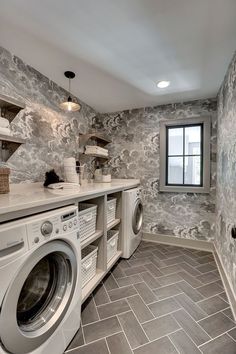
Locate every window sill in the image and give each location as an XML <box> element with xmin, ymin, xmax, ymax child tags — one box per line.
<box><xmin>159</xmin><ymin>185</ymin><xmax>210</xmax><ymax>194</ymax></box>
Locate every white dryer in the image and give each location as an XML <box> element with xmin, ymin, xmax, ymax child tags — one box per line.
<box><xmin>122</xmin><ymin>187</ymin><xmax>143</xmax><ymax>259</ymax></box>
<box><xmin>0</xmin><ymin>205</ymin><xmax>81</xmax><ymax>354</ymax></box>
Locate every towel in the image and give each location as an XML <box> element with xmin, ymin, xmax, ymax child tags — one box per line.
<box><xmin>0</xmin><ymin>127</ymin><xmax>11</xmax><ymax>135</ymax></box>
<box><xmin>0</xmin><ymin>117</ymin><xmax>10</xmax><ymax>128</ymax></box>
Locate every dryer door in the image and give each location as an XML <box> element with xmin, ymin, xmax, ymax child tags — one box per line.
<box><xmin>132</xmin><ymin>199</ymin><xmax>143</xmax><ymax>235</ymax></box>
<box><xmin>0</xmin><ymin>240</ymin><xmax>77</xmax><ymax>354</ymax></box>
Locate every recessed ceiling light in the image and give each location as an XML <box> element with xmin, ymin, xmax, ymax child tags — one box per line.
<box><xmin>157</xmin><ymin>80</ymin><xmax>170</xmax><ymax>89</ymax></box>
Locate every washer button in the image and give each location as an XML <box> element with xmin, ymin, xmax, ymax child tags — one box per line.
<box><xmin>69</xmin><ymin>222</ymin><xmax>73</xmax><ymax>228</ymax></box>
<box><xmin>63</xmin><ymin>225</ymin><xmax>67</xmax><ymax>231</ymax></box>
<box><xmin>34</xmin><ymin>237</ymin><xmax>39</xmax><ymax>244</ymax></box>
<box><xmin>74</xmin><ymin>219</ymin><xmax>77</xmax><ymax>225</ymax></box>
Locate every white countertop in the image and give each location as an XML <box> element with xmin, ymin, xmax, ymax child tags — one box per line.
<box><xmin>0</xmin><ymin>179</ymin><xmax>140</xmax><ymax>219</ymax></box>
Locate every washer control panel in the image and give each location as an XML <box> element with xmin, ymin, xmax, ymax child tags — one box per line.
<box><xmin>27</xmin><ymin>206</ymin><xmax>79</xmax><ymax>248</ymax></box>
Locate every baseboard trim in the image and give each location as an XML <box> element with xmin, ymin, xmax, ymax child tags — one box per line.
<box><xmin>142</xmin><ymin>232</ymin><xmax>214</xmax><ymax>251</ymax></box>
<box><xmin>213</xmin><ymin>245</ymin><xmax>236</xmax><ymax>321</ymax></box>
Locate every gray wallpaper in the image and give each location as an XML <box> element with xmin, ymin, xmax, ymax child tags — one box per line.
<box><xmin>0</xmin><ymin>46</ymin><xmax>96</xmax><ymax>183</ymax></box>
<box><xmin>216</xmin><ymin>51</ymin><xmax>236</xmax><ymax>295</ymax></box>
<box><xmin>93</xmin><ymin>99</ymin><xmax>217</xmax><ymax>241</ymax></box>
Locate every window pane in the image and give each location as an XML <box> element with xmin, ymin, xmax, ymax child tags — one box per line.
<box><xmin>168</xmin><ymin>128</ymin><xmax>183</xmax><ymax>156</ymax></box>
<box><xmin>168</xmin><ymin>157</ymin><xmax>183</xmax><ymax>184</ymax></box>
<box><xmin>185</xmin><ymin>126</ymin><xmax>201</xmax><ymax>155</ymax></box>
<box><xmin>184</xmin><ymin>156</ymin><xmax>201</xmax><ymax>185</ymax></box>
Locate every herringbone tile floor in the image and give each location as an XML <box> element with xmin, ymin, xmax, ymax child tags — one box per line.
<box><xmin>66</xmin><ymin>242</ymin><xmax>236</xmax><ymax>354</ymax></box>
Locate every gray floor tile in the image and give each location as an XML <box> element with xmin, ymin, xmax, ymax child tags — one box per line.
<box><xmin>81</xmin><ymin>297</ymin><xmax>99</xmax><ymax>325</ymax></box>
<box><xmin>103</xmin><ymin>272</ymin><xmax>119</xmax><ymax>291</ymax></box>
<box><xmin>198</xmin><ymin>295</ymin><xmax>229</xmax><ymax>315</ymax></box>
<box><xmin>134</xmin><ymin>250</ymin><xmax>153</xmax><ymax>259</ymax></box>
<box><xmin>196</xmin><ymin>263</ymin><xmax>216</xmax><ymax>273</ymax></box>
<box><xmin>152</xmin><ymin>249</ymin><xmax>167</xmax><ymax>260</ymax></box>
<box><xmin>174</xmin><ymin>293</ymin><xmax>207</xmax><ymax>320</ymax></box>
<box><xmin>68</xmin><ymin>339</ymin><xmax>109</xmax><ymax>354</ymax></box>
<box><xmin>128</xmin><ymin>257</ymin><xmax>152</xmax><ymax>267</ymax></box>
<box><xmin>116</xmin><ymin>274</ymin><xmax>142</xmax><ymax>287</ymax></box>
<box><xmin>197</xmin><ymin>281</ymin><xmax>223</xmax><ymax>298</ymax></box>
<box><xmin>66</xmin><ymin>327</ymin><xmax>84</xmax><ymax>351</ymax></box>
<box><xmin>172</xmin><ymin>309</ymin><xmax>210</xmax><ymax>346</ymax></box>
<box><xmin>144</xmin><ymin>263</ymin><xmax>163</xmax><ymax>277</ymax></box>
<box><xmin>196</xmin><ymin>271</ymin><xmax>220</xmax><ymax>284</ymax></box>
<box><xmin>142</xmin><ymin>314</ymin><xmax>180</xmax><ymax>341</ymax></box>
<box><xmin>153</xmin><ymin>283</ymin><xmax>183</xmax><ymax>300</ymax></box>
<box><xmin>223</xmin><ymin>307</ymin><xmax>236</xmax><ymax>322</ymax></box>
<box><xmin>140</xmin><ymin>271</ymin><xmax>161</xmax><ymax>289</ymax></box>
<box><xmin>163</xmin><ymin>256</ymin><xmax>184</xmax><ymax>266</ymax></box>
<box><xmin>148</xmin><ymin>297</ymin><xmax>181</xmax><ymax>317</ymax></box>
<box><xmin>97</xmin><ymin>299</ymin><xmax>130</xmax><ymax>319</ymax></box>
<box><xmin>200</xmin><ymin>334</ymin><xmax>236</xmax><ymax>354</ymax></box>
<box><xmin>108</xmin><ymin>285</ymin><xmax>137</xmax><ymax>301</ymax></box>
<box><xmin>124</xmin><ymin>265</ymin><xmax>147</xmax><ymax>276</ymax></box>
<box><xmin>182</xmin><ymin>255</ymin><xmax>200</xmax><ymax>267</ymax></box>
<box><xmin>198</xmin><ymin>312</ymin><xmax>235</xmax><ymax>338</ymax></box>
<box><xmin>118</xmin><ymin>311</ymin><xmax>149</xmax><ymax>349</ymax></box>
<box><xmin>219</xmin><ymin>291</ymin><xmax>229</xmax><ymax>303</ymax></box>
<box><xmin>148</xmin><ymin>256</ymin><xmax>166</xmax><ymax>268</ymax></box>
<box><xmin>178</xmin><ymin>271</ymin><xmax>203</xmax><ymax>288</ymax></box>
<box><xmin>112</xmin><ymin>263</ymin><xmax>126</xmax><ymax>279</ymax></box>
<box><xmin>156</xmin><ymin>273</ymin><xmax>183</xmax><ymax>286</ymax></box>
<box><xmin>127</xmin><ymin>295</ymin><xmax>154</xmax><ymax>323</ymax></box>
<box><xmin>93</xmin><ymin>283</ymin><xmax>110</xmax><ymax>306</ymax></box>
<box><xmin>133</xmin><ymin>336</ymin><xmax>178</xmax><ymax>354</ymax></box>
<box><xmin>106</xmin><ymin>332</ymin><xmax>132</xmax><ymax>354</ymax></box>
<box><xmin>133</xmin><ymin>282</ymin><xmax>157</xmax><ymax>304</ymax></box>
<box><xmin>195</xmin><ymin>255</ymin><xmax>214</xmax><ymax>265</ymax></box>
<box><xmin>83</xmin><ymin>316</ymin><xmax>121</xmax><ymax>343</ymax></box>
<box><xmin>179</xmin><ymin>262</ymin><xmax>201</xmax><ymax>276</ymax></box>
<box><xmin>169</xmin><ymin>329</ymin><xmax>202</xmax><ymax>354</ymax></box>
<box><xmin>228</xmin><ymin>327</ymin><xmax>236</xmax><ymax>341</ymax></box>
<box><xmin>177</xmin><ymin>281</ymin><xmax>203</xmax><ymax>302</ymax></box>
<box><xmin>159</xmin><ymin>264</ymin><xmax>183</xmax><ymax>275</ymax></box>
<box><xmin>118</xmin><ymin>259</ymin><xmax>131</xmax><ymax>269</ymax></box>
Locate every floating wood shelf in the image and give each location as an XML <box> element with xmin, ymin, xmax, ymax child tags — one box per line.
<box><xmin>79</xmin><ymin>152</ymin><xmax>109</xmax><ymax>161</ymax></box>
<box><xmin>0</xmin><ymin>93</ymin><xmax>25</xmax><ymax>122</ymax></box>
<box><xmin>0</xmin><ymin>134</ymin><xmax>26</xmax><ymax>162</ymax></box>
<box><xmin>79</xmin><ymin>133</ymin><xmax>111</xmax><ymax>147</ymax></box>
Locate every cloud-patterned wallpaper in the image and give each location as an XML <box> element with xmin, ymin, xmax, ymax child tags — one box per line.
<box><xmin>216</xmin><ymin>51</ymin><xmax>236</xmax><ymax>295</ymax></box>
<box><xmin>93</xmin><ymin>99</ymin><xmax>217</xmax><ymax>241</ymax></box>
<box><xmin>0</xmin><ymin>46</ymin><xmax>96</xmax><ymax>183</ymax></box>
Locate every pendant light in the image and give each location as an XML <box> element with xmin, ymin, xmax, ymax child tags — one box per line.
<box><xmin>60</xmin><ymin>71</ymin><xmax>81</xmax><ymax>112</ymax></box>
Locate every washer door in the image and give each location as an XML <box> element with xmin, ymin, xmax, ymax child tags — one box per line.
<box><xmin>0</xmin><ymin>240</ymin><xmax>77</xmax><ymax>354</ymax></box>
<box><xmin>132</xmin><ymin>199</ymin><xmax>143</xmax><ymax>235</ymax></box>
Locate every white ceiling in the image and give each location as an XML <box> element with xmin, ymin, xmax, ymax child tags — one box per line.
<box><xmin>0</xmin><ymin>0</ymin><xmax>236</xmax><ymax>113</ymax></box>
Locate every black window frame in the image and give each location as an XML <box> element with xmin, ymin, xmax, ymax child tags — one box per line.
<box><xmin>165</xmin><ymin>123</ymin><xmax>204</xmax><ymax>187</ymax></box>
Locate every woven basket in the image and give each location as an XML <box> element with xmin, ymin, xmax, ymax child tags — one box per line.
<box><xmin>0</xmin><ymin>168</ymin><xmax>10</xmax><ymax>194</ymax></box>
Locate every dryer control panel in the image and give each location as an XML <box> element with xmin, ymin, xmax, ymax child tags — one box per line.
<box><xmin>27</xmin><ymin>206</ymin><xmax>79</xmax><ymax>249</ymax></box>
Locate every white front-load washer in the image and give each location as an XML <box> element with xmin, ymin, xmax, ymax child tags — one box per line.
<box><xmin>122</xmin><ymin>187</ymin><xmax>143</xmax><ymax>259</ymax></box>
<box><xmin>0</xmin><ymin>205</ymin><xmax>81</xmax><ymax>354</ymax></box>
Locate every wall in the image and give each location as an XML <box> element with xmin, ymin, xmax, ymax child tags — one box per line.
<box><xmin>216</xmin><ymin>51</ymin><xmax>236</xmax><ymax>295</ymax></box>
<box><xmin>0</xmin><ymin>46</ymin><xmax>96</xmax><ymax>183</ymax></box>
<box><xmin>93</xmin><ymin>99</ymin><xmax>217</xmax><ymax>241</ymax></box>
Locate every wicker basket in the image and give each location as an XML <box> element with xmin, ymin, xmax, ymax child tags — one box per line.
<box><xmin>81</xmin><ymin>245</ymin><xmax>98</xmax><ymax>287</ymax></box>
<box><xmin>107</xmin><ymin>230</ymin><xmax>119</xmax><ymax>262</ymax></box>
<box><xmin>0</xmin><ymin>168</ymin><xmax>10</xmax><ymax>194</ymax></box>
<box><xmin>78</xmin><ymin>203</ymin><xmax>97</xmax><ymax>242</ymax></box>
<box><xmin>107</xmin><ymin>197</ymin><xmax>117</xmax><ymax>224</ymax></box>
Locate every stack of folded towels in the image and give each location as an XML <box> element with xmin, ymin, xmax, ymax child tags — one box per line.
<box><xmin>0</xmin><ymin>117</ymin><xmax>11</xmax><ymax>135</ymax></box>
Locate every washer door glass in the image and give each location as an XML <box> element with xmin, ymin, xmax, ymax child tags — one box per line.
<box><xmin>17</xmin><ymin>252</ymin><xmax>70</xmax><ymax>332</ymax></box>
<box><xmin>132</xmin><ymin>199</ymin><xmax>143</xmax><ymax>235</ymax></box>
<box><xmin>0</xmin><ymin>240</ymin><xmax>77</xmax><ymax>354</ymax></box>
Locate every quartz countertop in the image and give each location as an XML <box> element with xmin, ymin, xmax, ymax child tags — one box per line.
<box><xmin>0</xmin><ymin>179</ymin><xmax>140</xmax><ymax>220</ymax></box>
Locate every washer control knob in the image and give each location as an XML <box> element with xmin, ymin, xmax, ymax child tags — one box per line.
<box><xmin>74</xmin><ymin>219</ymin><xmax>77</xmax><ymax>225</ymax></box>
<box><xmin>41</xmin><ymin>221</ymin><xmax>53</xmax><ymax>236</ymax></box>
<box><xmin>63</xmin><ymin>225</ymin><xmax>67</xmax><ymax>231</ymax></box>
<box><xmin>69</xmin><ymin>222</ymin><xmax>73</xmax><ymax>228</ymax></box>
<box><xmin>34</xmin><ymin>237</ymin><xmax>40</xmax><ymax>244</ymax></box>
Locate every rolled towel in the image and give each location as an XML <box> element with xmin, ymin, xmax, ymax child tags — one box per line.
<box><xmin>0</xmin><ymin>127</ymin><xmax>11</xmax><ymax>135</ymax></box>
<box><xmin>0</xmin><ymin>117</ymin><xmax>10</xmax><ymax>128</ymax></box>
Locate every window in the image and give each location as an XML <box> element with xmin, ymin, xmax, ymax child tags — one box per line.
<box><xmin>160</xmin><ymin>117</ymin><xmax>211</xmax><ymax>193</ymax></box>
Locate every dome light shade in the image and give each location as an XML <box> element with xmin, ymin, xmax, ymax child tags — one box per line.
<box><xmin>157</xmin><ymin>80</ymin><xmax>170</xmax><ymax>88</ymax></box>
<box><xmin>60</xmin><ymin>71</ymin><xmax>81</xmax><ymax>112</ymax></box>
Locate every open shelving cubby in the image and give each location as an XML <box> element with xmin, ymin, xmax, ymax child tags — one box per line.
<box><xmin>0</xmin><ymin>93</ymin><xmax>26</xmax><ymax>162</ymax></box>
